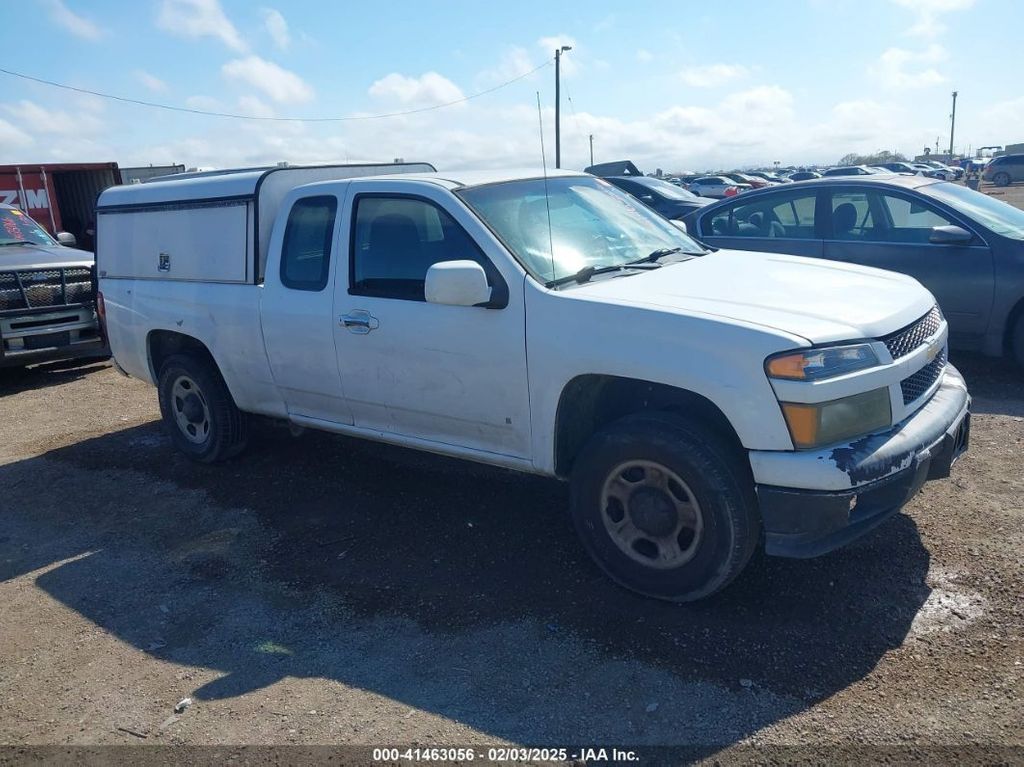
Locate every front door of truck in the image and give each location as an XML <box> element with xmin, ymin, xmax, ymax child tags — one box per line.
<box><xmin>331</xmin><ymin>182</ymin><xmax>532</xmax><ymax>459</ymax></box>
<box><xmin>261</xmin><ymin>192</ymin><xmax>354</xmax><ymax>424</ymax></box>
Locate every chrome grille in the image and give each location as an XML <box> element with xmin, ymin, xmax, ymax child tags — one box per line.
<box><xmin>0</xmin><ymin>267</ymin><xmax>94</xmax><ymax>312</ymax></box>
<box><xmin>881</xmin><ymin>306</ymin><xmax>943</xmax><ymax>360</ymax></box>
<box><xmin>901</xmin><ymin>349</ymin><xmax>946</xmax><ymax>405</ymax></box>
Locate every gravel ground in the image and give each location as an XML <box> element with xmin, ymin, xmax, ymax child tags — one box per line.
<box><xmin>0</xmin><ymin>350</ymin><xmax>1021</xmax><ymax>760</ymax></box>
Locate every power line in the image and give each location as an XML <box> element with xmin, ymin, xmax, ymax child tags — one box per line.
<box><xmin>0</xmin><ymin>61</ymin><xmax>552</xmax><ymax>122</ymax></box>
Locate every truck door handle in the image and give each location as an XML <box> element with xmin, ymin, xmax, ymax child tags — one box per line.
<box><xmin>340</xmin><ymin>310</ymin><xmax>379</xmax><ymax>334</ymax></box>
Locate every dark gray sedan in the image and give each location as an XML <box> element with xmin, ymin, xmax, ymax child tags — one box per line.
<box><xmin>681</xmin><ymin>175</ymin><xmax>1024</xmax><ymax>366</ymax></box>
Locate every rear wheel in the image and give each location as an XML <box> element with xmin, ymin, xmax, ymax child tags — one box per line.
<box><xmin>994</xmin><ymin>171</ymin><xmax>1011</xmax><ymax>187</ymax></box>
<box><xmin>569</xmin><ymin>413</ymin><xmax>760</xmax><ymax>602</ymax></box>
<box><xmin>157</xmin><ymin>353</ymin><xmax>248</xmax><ymax>462</ymax></box>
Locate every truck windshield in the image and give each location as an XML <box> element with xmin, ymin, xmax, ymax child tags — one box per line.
<box><xmin>457</xmin><ymin>176</ymin><xmax>707</xmax><ymax>283</ymax></box>
<box><xmin>0</xmin><ymin>208</ymin><xmax>56</xmax><ymax>248</ymax></box>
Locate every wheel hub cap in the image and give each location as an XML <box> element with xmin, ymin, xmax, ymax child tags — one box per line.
<box><xmin>600</xmin><ymin>459</ymin><xmax>704</xmax><ymax>570</ymax></box>
<box><xmin>628</xmin><ymin>487</ymin><xmax>677</xmax><ymax>537</ymax></box>
<box><xmin>171</xmin><ymin>375</ymin><xmax>211</xmax><ymax>445</ymax></box>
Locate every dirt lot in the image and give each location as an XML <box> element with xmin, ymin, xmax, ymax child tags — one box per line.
<box><xmin>0</xmin><ymin>348</ymin><xmax>1021</xmax><ymax>759</ymax></box>
<box><xmin>1</xmin><ymin>180</ymin><xmax>1023</xmax><ymax>761</ymax></box>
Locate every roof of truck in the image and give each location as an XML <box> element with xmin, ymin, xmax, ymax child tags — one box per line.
<box><xmin>305</xmin><ymin>167</ymin><xmax>584</xmax><ymax>190</ymax></box>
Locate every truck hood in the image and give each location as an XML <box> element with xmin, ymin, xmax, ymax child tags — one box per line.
<box><xmin>0</xmin><ymin>243</ymin><xmax>94</xmax><ymax>271</ymax></box>
<box><xmin>576</xmin><ymin>249</ymin><xmax>935</xmax><ymax>345</ymax></box>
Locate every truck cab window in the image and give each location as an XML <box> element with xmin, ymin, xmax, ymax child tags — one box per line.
<box><xmin>351</xmin><ymin>196</ymin><xmax>487</xmax><ymax>301</ymax></box>
<box><xmin>280</xmin><ymin>196</ymin><xmax>337</xmax><ymax>291</ymax></box>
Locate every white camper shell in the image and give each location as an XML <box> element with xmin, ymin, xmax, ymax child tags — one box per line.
<box><xmin>96</xmin><ymin>162</ymin><xmax>435</xmax><ymax>284</ymax></box>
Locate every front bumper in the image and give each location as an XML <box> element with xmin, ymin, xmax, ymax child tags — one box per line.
<box><xmin>0</xmin><ymin>306</ymin><xmax>108</xmax><ymax>368</ymax></box>
<box><xmin>752</xmin><ymin>365</ymin><xmax>971</xmax><ymax>558</ymax></box>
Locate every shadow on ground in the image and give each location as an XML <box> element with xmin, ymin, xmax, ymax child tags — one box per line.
<box><xmin>1</xmin><ymin>419</ymin><xmax>935</xmax><ymax>748</ymax></box>
<box><xmin>0</xmin><ymin>358</ymin><xmax>110</xmax><ymax>395</ymax></box>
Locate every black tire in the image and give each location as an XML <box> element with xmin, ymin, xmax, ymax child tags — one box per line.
<box><xmin>157</xmin><ymin>353</ymin><xmax>248</xmax><ymax>462</ymax></box>
<box><xmin>1011</xmin><ymin>313</ymin><xmax>1024</xmax><ymax>369</ymax></box>
<box><xmin>569</xmin><ymin>412</ymin><xmax>760</xmax><ymax>602</ymax></box>
<box><xmin>994</xmin><ymin>172</ymin><xmax>1011</xmax><ymax>187</ymax></box>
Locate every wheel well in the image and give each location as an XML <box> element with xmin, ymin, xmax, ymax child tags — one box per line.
<box><xmin>553</xmin><ymin>374</ymin><xmax>743</xmax><ymax>478</ymax></box>
<box><xmin>147</xmin><ymin>330</ymin><xmax>216</xmax><ymax>380</ymax></box>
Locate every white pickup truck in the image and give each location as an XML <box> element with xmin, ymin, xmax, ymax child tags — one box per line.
<box><xmin>97</xmin><ymin>163</ymin><xmax>971</xmax><ymax>601</ymax></box>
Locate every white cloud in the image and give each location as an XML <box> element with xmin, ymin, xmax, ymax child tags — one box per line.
<box><xmin>134</xmin><ymin>70</ymin><xmax>168</xmax><ymax>93</ymax></box>
<box><xmin>157</xmin><ymin>0</ymin><xmax>246</xmax><ymax>52</ymax></box>
<box><xmin>678</xmin><ymin>64</ymin><xmax>749</xmax><ymax>88</ymax></box>
<box><xmin>720</xmin><ymin>85</ymin><xmax>795</xmax><ymax>123</ymax></box>
<box><xmin>185</xmin><ymin>95</ymin><xmax>222</xmax><ymax>111</ymax></box>
<box><xmin>475</xmin><ymin>47</ymin><xmax>537</xmax><ymax>88</ymax></box>
<box><xmin>537</xmin><ymin>35</ymin><xmax>578</xmax><ymax>76</ymax></box>
<box><xmin>871</xmin><ymin>44</ymin><xmax>947</xmax><ymax>88</ymax></box>
<box><xmin>221</xmin><ymin>56</ymin><xmax>314</xmax><ymax>104</ymax></box>
<box><xmin>262</xmin><ymin>8</ymin><xmax>290</xmax><ymax>51</ymax></box>
<box><xmin>42</xmin><ymin>0</ymin><xmax>104</xmax><ymax>40</ymax></box>
<box><xmin>636</xmin><ymin>49</ymin><xmax>654</xmax><ymax>63</ymax></box>
<box><xmin>2</xmin><ymin>100</ymin><xmax>104</xmax><ymax>136</ymax></box>
<box><xmin>0</xmin><ymin>118</ymin><xmax>33</xmax><ymax>150</ymax></box>
<box><xmin>889</xmin><ymin>0</ymin><xmax>976</xmax><ymax>37</ymax></box>
<box><xmin>982</xmin><ymin>96</ymin><xmax>1024</xmax><ymax>129</ymax></box>
<box><xmin>236</xmin><ymin>95</ymin><xmax>275</xmax><ymax>118</ymax></box>
<box><xmin>369</xmin><ymin>72</ymin><xmax>464</xmax><ymax>107</ymax></box>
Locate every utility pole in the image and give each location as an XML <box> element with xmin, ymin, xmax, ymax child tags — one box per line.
<box><xmin>948</xmin><ymin>90</ymin><xmax>958</xmax><ymax>160</ymax></box>
<box><xmin>554</xmin><ymin>45</ymin><xmax>572</xmax><ymax>169</ymax></box>
<box><xmin>589</xmin><ymin>134</ymin><xmax>594</xmax><ymax>166</ymax></box>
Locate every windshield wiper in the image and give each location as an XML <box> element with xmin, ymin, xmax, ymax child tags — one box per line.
<box><xmin>627</xmin><ymin>247</ymin><xmax>683</xmax><ymax>265</ymax></box>
<box><xmin>546</xmin><ymin>262</ymin><xmax>660</xmax><ymax>288</ymax></box>
<box><xmin>0</xmin><ymin>241</ymin><xmax>38</xmax><ymax>247</ymax></box>
<box><xmin>627</xmin><ymin>245</ymin><xmax>708</xmax><ymax>265</ymax></box>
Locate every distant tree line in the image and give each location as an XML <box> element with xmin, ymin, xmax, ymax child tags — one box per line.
<box><xmin>836</xmin><ymin>150</ymin><xmax>908</xmax><ymax>166</ymax></box>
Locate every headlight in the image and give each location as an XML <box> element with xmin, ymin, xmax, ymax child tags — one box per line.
<box><xmin>766</xmin><ymin>343</ymin><xmax>879</xmax><ymax>381</ymax></box>
<box><xmin>780</xmin><ymin>388</ymin><xmax>892</xmax><ymax>449</ymax></box>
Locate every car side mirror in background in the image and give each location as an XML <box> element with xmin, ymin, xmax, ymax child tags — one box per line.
<box><xmin>929</xmin><ymin>225</ymin><xmax>973</xmax><ymax>245</ymax></box>
<box><xmin>671</xmin><ymin>220</ymin><xmax>689</xmax><ymax>234</ymax></box>
<box><xmin>425</xmin><ymin>260</ymin><xmax>492</xmax><ymax>307</ymax></box>
<box><xmin>56</xmin><ymin>231</ymin><xmax>77</xmax><ymax>247</ymax></box>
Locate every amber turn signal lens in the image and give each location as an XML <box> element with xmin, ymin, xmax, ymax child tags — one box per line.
<box><xmin>781</xmin><ymin>402</ymin><xmax>819</xmax><ymax>448</ymax></box>
<box><xmin>766</xmin><ymin>353</ymin><xmax>808</xmax><ymax>380</ymax></box>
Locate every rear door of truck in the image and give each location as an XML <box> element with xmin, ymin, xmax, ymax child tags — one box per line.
<box><xmin>261</xmin><ymin>189</ymin><xmax>354</xmax><ymax>424</ymax></box>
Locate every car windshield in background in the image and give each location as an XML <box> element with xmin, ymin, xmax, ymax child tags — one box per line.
<box><xmin>458</xmin><ymin>176</ymin><xmax>707</xmax><ymax>283</ymax></box>
<box><xmin>631</xmin><ymin>177</ymin><xmax>699</xmax><ymax>201</ymax></box>
<box><xmin>926</xmin><ymin>182</ymin><xmax>1024</xmax><ymax>241</ymax></box>
<box><xmin>0</xmin><ymin>208</ymin><xmax>56</xmax><ymax>248</ymax></box>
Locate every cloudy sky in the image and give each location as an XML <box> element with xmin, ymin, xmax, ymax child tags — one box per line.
<box><xmin>0</xmin><ymin>0</ymin><xmax>1016</xmax><ymax>172</ymax></box>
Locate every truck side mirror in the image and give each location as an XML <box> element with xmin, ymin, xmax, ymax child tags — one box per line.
<box><xmin>425</xmin><ymin>261</ymin><xmax>492</xmax><ymax>307</ymax></box>
<box><xmin>56</xmin><ymin>231</ymin><xmax>77</xmax><ymax>247</ymax></box>
<box><xmin>928</xmin><ymin>225</ymin><xmax>972</xmax><ymax>245</ymax></box>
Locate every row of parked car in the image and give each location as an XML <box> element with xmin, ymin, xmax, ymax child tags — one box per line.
<box><xmin>587</xmin><ymin>159</ymin><xmax>1024</xmax><ymax>368</ymax></box>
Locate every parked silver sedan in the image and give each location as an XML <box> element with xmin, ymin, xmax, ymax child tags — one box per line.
<box><xmin>687</xmin><ymin>176</ymin><xmax>750</xmax><ymax>199</ymax></box>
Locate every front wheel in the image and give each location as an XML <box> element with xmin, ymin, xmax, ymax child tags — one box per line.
<box><xmin>570</xmin><ymin>413</ymin><xmax>760</xmax><ymax>602</ymax></box>
<box><xmin>994</xmin><ymin>172</ymin><xmax>1011</xmax><ymax>187</ymax></box>
<box><xmin>157</xmin><ymin>353</ymin><xmax>248</xmax><ymax>462</ymax></box>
